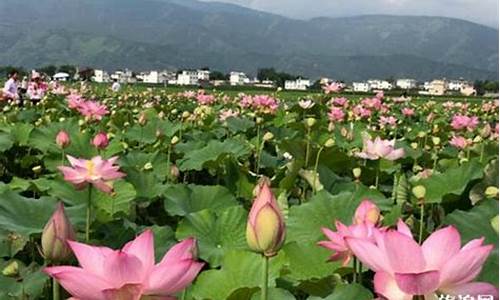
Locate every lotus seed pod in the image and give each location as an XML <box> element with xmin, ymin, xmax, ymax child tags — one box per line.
<box><xmin>352</xmin><ymin>168</ymin><xmax>362</xmax><ymax>178</ymax></box>
<box><xmin>412</xmin><ymin>185</ymin><xmax>426</xmax><ymax>199</ymax></box>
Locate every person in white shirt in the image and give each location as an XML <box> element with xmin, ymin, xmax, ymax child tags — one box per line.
<box><xmin>2</xmin><ymin>70</ymin><xmax>19</xmax><ymax>101</ymax></box>
<box><xmin>111</xmin><ymin>79</ymin><xmax>121</xmax><ymax>92</ymax></box>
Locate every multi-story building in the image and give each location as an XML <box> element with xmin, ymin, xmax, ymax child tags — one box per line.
<box><xmin>229</xmin><ymin>72</ymin><xmax>250</xmax><ymax>86</ymax></box>
<box><xmin>396</xmin><ymin>79</ymin><xmax>418</xmax><ymax>90</ymax></box>
<box><xmin>284</xmin><ymin>78</ymin><xmax>311</xmax><ymax>90</ymax></box>
<box><xmin>352</xmin><ymin>82</ymin><xmax>371</xmax><ymax>93</ymax></box>
<box><xmin>93</xmin><ymin>69</ymin><xmax>110</xmax><ymax>83</ymax></box>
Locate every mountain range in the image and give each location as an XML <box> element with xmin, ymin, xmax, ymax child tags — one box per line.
<box><xmin>0</xmin><ymin>0</ymin><xmax>498</xmax><ymax>81</ymax></box>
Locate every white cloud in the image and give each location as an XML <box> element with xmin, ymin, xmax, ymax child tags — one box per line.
<box><xmin>201</xmin><ymin>0</ymin><xmax>499</xmax><ymax>27</ymax></box>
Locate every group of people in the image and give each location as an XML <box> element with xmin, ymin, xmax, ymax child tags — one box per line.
<box><xmin>1</xmin><ymin>70</ymin><xmax>48</xmax><ymax>104</ymax></box>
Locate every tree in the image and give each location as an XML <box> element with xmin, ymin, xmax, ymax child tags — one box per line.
<box><xmin>39</xmin><ymin>65</ymin><xmax>57</xmax><ymax>77</ymax></box>
<box><xmin>58</xmin><ymin>65</ymin><xmax>77</xmax><ymax>77</ymax></box>
<box><xmin>257</xmin><ymin>68</ymin><xmax>299</xmax><ymax>87</ymax></box>
<box><xmin>209</xmin><ymin>71</ymin><xmax>228</xmax><ymax>81</ymax></box>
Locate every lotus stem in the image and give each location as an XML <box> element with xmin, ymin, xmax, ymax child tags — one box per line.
<box><xmin>53</xmin><ymin>278</ymin><xmax>60</xmax><ymax>300</ymax></box>
<box><xmin>86</xmin><ymin>186</ymin><xmax>92</xmax><ymax>242</ymax></box>
<box><xmin>418</xmin><ymin>200</ymin><xmax>425</xmax><ymax>244</ymax></box>
<box><xmin>352</xmin><ymin>257</ymin><xmax>358</xmax><ymax>283</ymax></box>
<box><xmin>261</xmin><ymin>255</ymin><xmax>269</xmax><ymax>300</ymax></box>
<box><xmin>305</xmin><ymin>127</ymin><xmax>311</xmax><ymax>167</ymax></box>
<box><xmin>312</xmin><ymin>146</ymin><xmax>324</xmax><ymax>195</ymax></box>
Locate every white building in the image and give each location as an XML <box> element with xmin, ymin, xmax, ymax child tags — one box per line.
<box><xmin>352</xmin><ymin>82</ymin><xmax>371</xmax><ymax>93</ymax></box>
<box><xmin>141</xmin><ymin>71</ymin><xmax>165</xmax><ymax>84</ymax></box>
<box><xmin>111</xmin><ymin>69</ymin><xmax>135</xmax><ymax>83</ymax></box>
<box><xmin>177</xmin><ymin>70</ymin><xmax>211</xmax><ymax>86</ymax></box>
<box><xmin>53</xmin><ymin>72</ymin><xmax>70</xmax><ymax>82</ymax></box>
<box><xmin>367</xmin><ymin>79</ymin><xmax>393</xmax><ymax>90</ymax></box>
<box><xmin>177</xmin><ymin>71</ymin><xmax>199</xmax><ymax>85</ymax></box>
<box><xmin>428</xmin><ymin>80</ymin><xmax>447</xmax><ymax>96</ymax></box>
<box><xmin>396</xmin><ymin>79</ymin><xmax>418</xmax><ymax>90</ymax></box>
<box><xmin>448</xmin><ymin>79</ymin><xmax>468</xmax><ymax>91</ymax></box>
<box><xmin>284</xmin><ymin>78</ymin><xmax>311</xmax><ymax>91</ymax></box>
<box><xmin>93</xmin><ymin>70</ymin><xmax>110</xmax><ymax>83</ymax></box>
<box><xmin>229</xmin><ymin>72</ymin><xmax>250</xmax><ymax>86</ymax></box>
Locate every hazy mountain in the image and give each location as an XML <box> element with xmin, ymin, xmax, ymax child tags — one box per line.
<box><xmin>0</xmin><ymin>0</ymin><xmax>497</xmax><ymax>81</ymax></box>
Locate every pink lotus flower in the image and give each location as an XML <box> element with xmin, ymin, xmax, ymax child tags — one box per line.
<box><xmin>449</xmin><ymin>136</ymin><xmax>471</xmax><ymax>149</ymax></box>
<box><xmin>356</xmin><ymin>136</ymin><xmax>405</xmax><ymax>161</ymax></box>
<box><xmin>354</xmin><ymin>200</ymin><xmax>381</xmax><ymax>226</ymax></box>
<box><xmin>322</xmin><ymin>82</ymin><xmax>342</xmax><ymax>94</ymax></box>
<box><xmin>379</xmin><ymin>116</ymin><xmax>397</xmax><ymax>127</ymax></box>
<box><xmin>319</xmin><ymin>200</ymin><xmax>381</xmax><ymax>266</ymax></box>
<box><xmin>328</xmin><ymin>107</ymin><xmax>345</xmax><ymax>122</ymax></box>
<box><xmin>451</xmin><ymin>115</ymin><xmax>479</xmax><ymax>131</ymax></box>
<box><xmin>92</xmin><ymin>132</ymin><xmax>109</xmax><ymax>150</ymax></box>
<box><xmin>346</xmin><ymin>221</ymin><xmax>498</xmax><ymax>299</ymax></box>
<box><xmin>219</xmin><ymin>109</ymin><xmax>240</xmax><ymax>121</ymax></box>
<box><xmin>56</xmin><ymin>130</ymin><xmax>71</xmax><ymax>149</ymax></box>
<box><xmin>251</xmin><ymin>95</ymin><xmax>279</xmax><ymax>114</ymax></box>
<box><xmin>67</xmin><ymin>93</ymin><xmax>85</xmax><ymax>110</ymax></box>
<box><xmin>196</xmin><ymin>91</ymin><xmax>216</xmax><ymax>105</ymax></box>
<box><xmin>58</xmin><ymin>155</ymin><xmax>126</xmax><ymax>193</ymax></box>
<box><xmin>319</xmin><ymin>221</ymin><xmax>379</xmax><ymax>267</ymax></box>
<box><xmin>44</xmin><ymin>231</ymin><xmax>204</xmax><ymax>300</ymax></box>
<box><xmin>401</xmin><ymin>107</ymin><xmax>415</xmax><ymax>117</ymax></box>
<box><xmin>353</xmin><ymin>105</ymin><xmax>372</xmax><ymax>119</ymax></box>
<box><xmin>331</xmin><ymin>97</ymin><xmax>348</xmax><ymax>107</ymax></box>
<box><xmin>298</xmin><ymin>99</ymin><xmax>315</xmax><ymax>109</ymax></box>
<box><xmin>77</xmin><ymin>100</ymin><xmax>109</xmax><ymax>121</ymax></box>
<box><xmin>361</xmin><ymin>97</ymin><xmax>382</xmax><ymax>110</ymax></box>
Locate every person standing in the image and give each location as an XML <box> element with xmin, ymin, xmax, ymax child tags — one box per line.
<box><xmin>111</xmin><ymin>79</ymin><xmax>121</xmax><ymax>92</ymax></box>
<box><xmin>27</xmin><ymin>71</ymin><xmax>47</xmax><ymax>104</ymax></box>
<box><xmin>2</xmin><ymin>70</ymin><xmax>19</xmax><ymax>101</ymax></box>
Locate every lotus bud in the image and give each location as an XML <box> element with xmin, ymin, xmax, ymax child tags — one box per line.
<box><xmin>2</xmin><ymin>261</ymin><xmax>19</xmax><ymax>277</ymax></box>
<box><xmin>263</xmin><ymin>132</ymin><xmax>274</xmax><ymax>141</ymax></box>
<box><xmin>431</xmin><ymin>137</ymin><xmax>440</xmax><ymax>146</ymax></box>
<box><xmin>481</xmin><ymin>124</ymin><xmax>492</xmax><ymax>138</ymax></box>
<box><xmin>78</xmin><ymin>119</ymin><xmax>85</xmax><ymax>126</ymax></box>
<box><xmin>56</xmin><ymin>130</ymin><xmax>71</xmax><ymax>149</ymax></box>
<box><xmin>32</xmin><ymin>165</ymin><xmax>42</xmax><ymax>174</ymax></box>
<box><xmin>158</xmin><ymin>111</ymin><xmax>165</xmax><ymax>119</ymax></box>
<box><xmin>485</xmin><ymin>186</ymin><xmax>499</xmax><ymax>198</ymax></box>
<box><xmin>41</xmin><ymin>202</ymin><xmax>75</xmax><ymax>263</ymax></box>
<box><xmin>170</xmin><ymin>164</ymin><xmax>180</xmax><ymax>178</ymax></box>
<box><xmin>352</xmin><ymin>167</ymin><xmax>362</xmax><ymax>179</ymax></box>
<box><xmin>171</xmin><ymin>136</ymin><xmax>179</xmax><ymax>145</ymax></box>
<box><xmin>171</xmin><ymin>109</ymin><xmax>178</xmax><ymax>115</ymax></box>
<box><xmin>353</xmin><ymin>200</ymin><xmax>380</xmax><ymax>225</ymax></box>
<box><xmin>256</xmin><ymin>117</ymin><xmax>264</xmax><ymax>125</ymax></box>
<box><xmin>412</xmin><ymin>185</ymin><xmax>426</xmax><ymax>199</ymax></box>
<box><xmin>246</xmin><ymin>177</ymin><xmax>286</xmax><ymax>257</ymax></box>
<box><xmin>92</xmin><ymin>132</ymin><xmax>109</xmax><ymax>149</ymax></box>
<box><xmin>182</xmin><ymin>111</ymin><xmax>191</xmax><ymax>119</ymax></box>
<box><xmin>324</xmin><ymin>138</ymin><xmax>335</xmax><ymax>148</ymax></box>
<box><xmin>138</xmin><ymin>113</ymin><xmax>147</xmax><ymax>126</ymax></box>
<box><xmin>143</xmin><ymin>162</ymin><xmax>153</xmax><ymax>171</ymax></box>
<box><xmin>410</xmin><ymin>142</ymin><xmax>418</xmax><ymax>149</ymax></box>
<box><xmin>305</xmin><ymin>117</ymin><xmax>316</xmax><ymax>128</ymax></box>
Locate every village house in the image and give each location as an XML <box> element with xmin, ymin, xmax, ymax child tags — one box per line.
<box><xmin>177</xmin><ymin>70</ymin><xmax>211</xmax><ymax>85</ymax></box>
<box><xmin>395</xmin><ymin>78</ymin><xmax>418</xmax><ymax>90</ymax></box>
<box><xmin>428</xmin><ymin>79</ymin><xmax>447</xmax><ymax>96</ymax></box>
<box><xmin>352</xmin><ymin>82</ymin><xmax>370</xmax><ymax>93</ymax></box>
<box><xmin>93</xmin><ymin>69</ymin><xmax>110</xmax><ymax>83</ymax></box>
<box><xmin>229</xmin><ymin>72</ymin><xmax>250</xmax><ymax>86</ymax></box>
<box><xmin>284</xmin><ymin>78</ymin><xmax>311</xmax><ymax>90</ymax></box>
<box><xmin>367</xmin><ymin>79</ymin><xmax>393</xmax><ymax>90</ymax></box>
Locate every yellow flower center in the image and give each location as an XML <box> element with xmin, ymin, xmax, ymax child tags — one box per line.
<box><xmin>85</xmin><ymin>161</ymin><xmax>100</xmax><ymax>180</ymax></box>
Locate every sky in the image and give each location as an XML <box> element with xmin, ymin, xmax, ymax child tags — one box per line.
<box><xmin>201</xmin><ymin>0</ymin><xmax>499</xmax><ymax>28</ymax></box>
